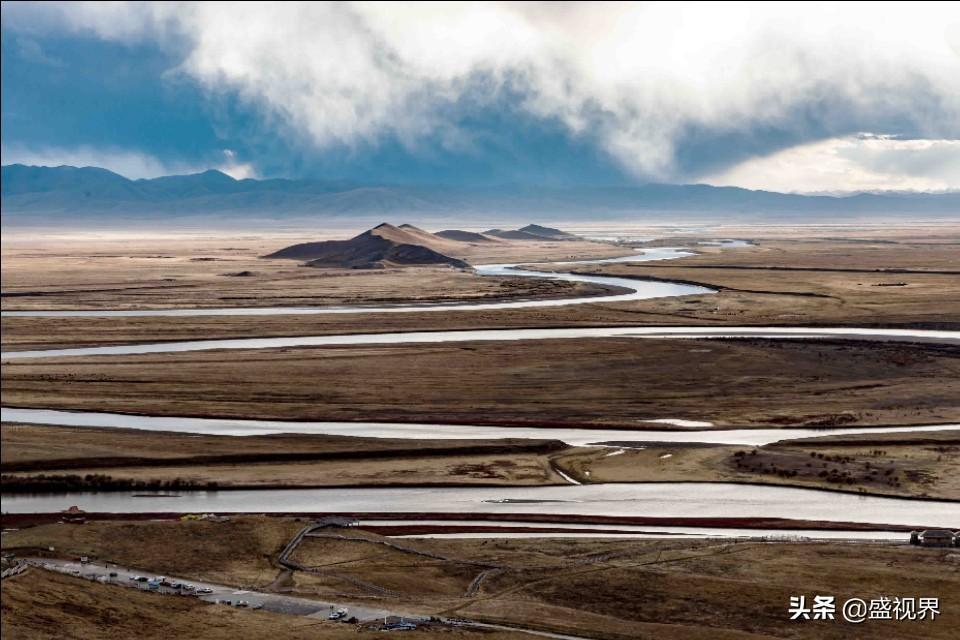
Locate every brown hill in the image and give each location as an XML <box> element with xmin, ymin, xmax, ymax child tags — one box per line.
<box><xmin>517</xmin><ymin>224</ymin><xmax>578</xmax><ymax>240</ymax></box>
<box><xmin>483</xmin><ymin>228</ymin><xmax>546</xmax><ymax>240</ymax></box>
<box><xmin>263</xmin><ymin>223</ymin><xmax>468</xmax><ymax>269</ymax></box>
<box><xmin>393</xmin><ymin>224</ymin><xmax>467</xmax><ymax>252</ymax></box>
<box><xmin>484</xmin><ymin>224</ymin><xmax>578</xmax><ymax>241</ymax></box>
<box><xmin>435</xmin><ymin>229</ymin><xmax>500</xmax><ymax>242</ymax></box>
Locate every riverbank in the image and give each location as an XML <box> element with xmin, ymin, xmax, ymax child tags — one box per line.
<box><xmin>3</xmin><ymin>420</ymin><xmax>958</xmax><ymax>499</ymax></box>
<box><xmin>6</xmin><ymin>408</ymin><xmax>960</xmax><ymax>496</ymax></box>
<box><xmin>0</xmin><ymin>511</ymin><xmax>932</xmax><ymax>532</ymax></box>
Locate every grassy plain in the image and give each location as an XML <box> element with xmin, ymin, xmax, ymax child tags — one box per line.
<box><xmin>0</xmin><ymin>231</ymin><xmax>627</xmax><ymax>312</ymax></box>
<box><xmin>3</xmin><ymin>226</ymin><xmax>958</xmax><ymax>351</ymax></box>
<box><xmin>2</xmin><ymin>224</ymin><xmax>957</xmax><ymax>638</ymax></box>
<box><xmin>3</xmin><ymin>423</ymin><xmax>957</xmax><ymax>498</ymax></box>
<box><xmin>554</xmin><ymin>430</ymin><xmax>960</xmax><ymax>500</ymax></box>
<box><xmin>4</xmin><ymin>338</ymin><xmax>957</xmax><ymax>428</ymax></box>
<box><xmin>3</xmin><ymin>518</ymin><xmax>958</xmax><ymax>640</ymax></box>
<box><xmin>0</xmin><ymin>422</ymin><xmax>567</xmax><ymax>488</ymax></box>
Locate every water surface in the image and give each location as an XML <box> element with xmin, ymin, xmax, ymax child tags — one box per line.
<box><xmin>3</xmin><ymin>408</ymin><xmax>956</xmax><ymax>446</ymax></box>
<box><xmin>4</xmin><ymin>483</ymin><xmax>956</xmax><ymax>527</ymax></box>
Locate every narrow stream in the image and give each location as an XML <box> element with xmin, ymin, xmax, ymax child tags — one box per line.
<box><xmin>3</xmin><ymin>326</ymin><xmax>956</xmax><ymax>360</ymax></box>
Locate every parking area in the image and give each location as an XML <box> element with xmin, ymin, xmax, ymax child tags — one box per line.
<box><xmin>30</xmin><ymin>557</ymin><xmax>406</xmax><ymax>623</ymax></box>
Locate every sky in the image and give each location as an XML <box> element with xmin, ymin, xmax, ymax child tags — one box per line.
<box><xmin>1</xmin><ymin>1</ymin><xmax>959</xmax><ymax>193</ymax></box>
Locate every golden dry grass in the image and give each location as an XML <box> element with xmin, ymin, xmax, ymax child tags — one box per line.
<box><xmin>0</xmin><ymin>568</ymin><xmax>526</xmax><ymax>640</ymax></box>
<box><xmin>4</xmin><ymin>229</ymin><xmax>958</xmax><ymax>352</ymax></box>
<box><xmin>4</xmin><ymin>454</ymin><xmax>562</xmax><ymax>488</ymax></box>
<box><xmin>1</xmin><ymin>516</ymin><xmax>299</xmax><ymax>589</ymax></box>
<box><xmin>9</xmin><ymin>519</ymin><xmax>957</xmax><ymax>640</ymax></box>
<box><xmin>5</xmin><ymin>338</ymin><xmax>957</xmax><ymax>428</ymax></box>
<box><xmin>0</xmin><ymin>231</ymin><xmax>626</xmax><ymax>312</ymax></box>
<box><xmin>554</xmin><ymin>431</ymin><xmax>960</xmax><ymax>500</ymax></box>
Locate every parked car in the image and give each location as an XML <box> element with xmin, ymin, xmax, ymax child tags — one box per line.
<box><xmin>235</xmin><ymin>601</ymin><xmax>249</xmax><ymax>608</ymax></box>
<box><xmin>108</xmin><ymin>572</ymin><xmax>118</xmax><ymax>578</ymax></box>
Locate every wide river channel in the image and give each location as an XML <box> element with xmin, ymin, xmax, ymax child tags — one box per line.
<box><xmin>4</xmin><ymin>484</ymin><xmax>958</xmax><ymax>529</ymax></box>
<box><xmin>1</xmin><ymin>407</ymin><xmax>956</xmax><ymax>447</ymax></box>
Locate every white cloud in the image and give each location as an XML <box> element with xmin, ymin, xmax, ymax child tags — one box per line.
<box><xmin>700</xmin><ymin>135</ymin><xmax>960</xmax><ymax>193</ymax></box>
<box><xmin>174</xmin><ymin>2</ymin><xmax>960</xmax><ymax>178</ymax></box>
<box><xmin>14</xmin><ymin>36</ymin><xmax>64</xmax><ymax>67</ymax></box>
<box><xmin>218</xmin><ymin>149</ymin><xmax>257</xmax><ymax>180</ymax></box>
<box><xmin>4</xmin><ymin>2</ymin><xmax>960</xmax><ymax>188</ymax></box>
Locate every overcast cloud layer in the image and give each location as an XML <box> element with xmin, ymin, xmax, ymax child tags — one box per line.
<box><xmin>2</xmin><ymin>1</ymin><xmax>959</xmax><ymax>191</ymax></box>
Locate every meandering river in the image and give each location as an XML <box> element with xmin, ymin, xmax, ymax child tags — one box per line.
<box><xmin>0</xmin><ymin>247</ymin><xmax>708</xmax><ymax>318</ymax></box>
<box><xmin>3</xmin><ymin>241</ymin><xmax>956</xmax><ymax>526</ymax></box>
<box><xmin>3</xmin><ymin>326</ymin><xmax>955</xmax><ymax>360</ymax></box>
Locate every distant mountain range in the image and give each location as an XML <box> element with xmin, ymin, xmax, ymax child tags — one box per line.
<box><xmin>2</xmin><ymin>164</ymin><xmax>958</xmax><ymax>223</ymax></box>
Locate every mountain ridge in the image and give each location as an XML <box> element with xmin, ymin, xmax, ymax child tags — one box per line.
<box><xmin>3</xmin><ymin>164</ymin><xmax>958</xmax><ymax>220</ymax></box>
